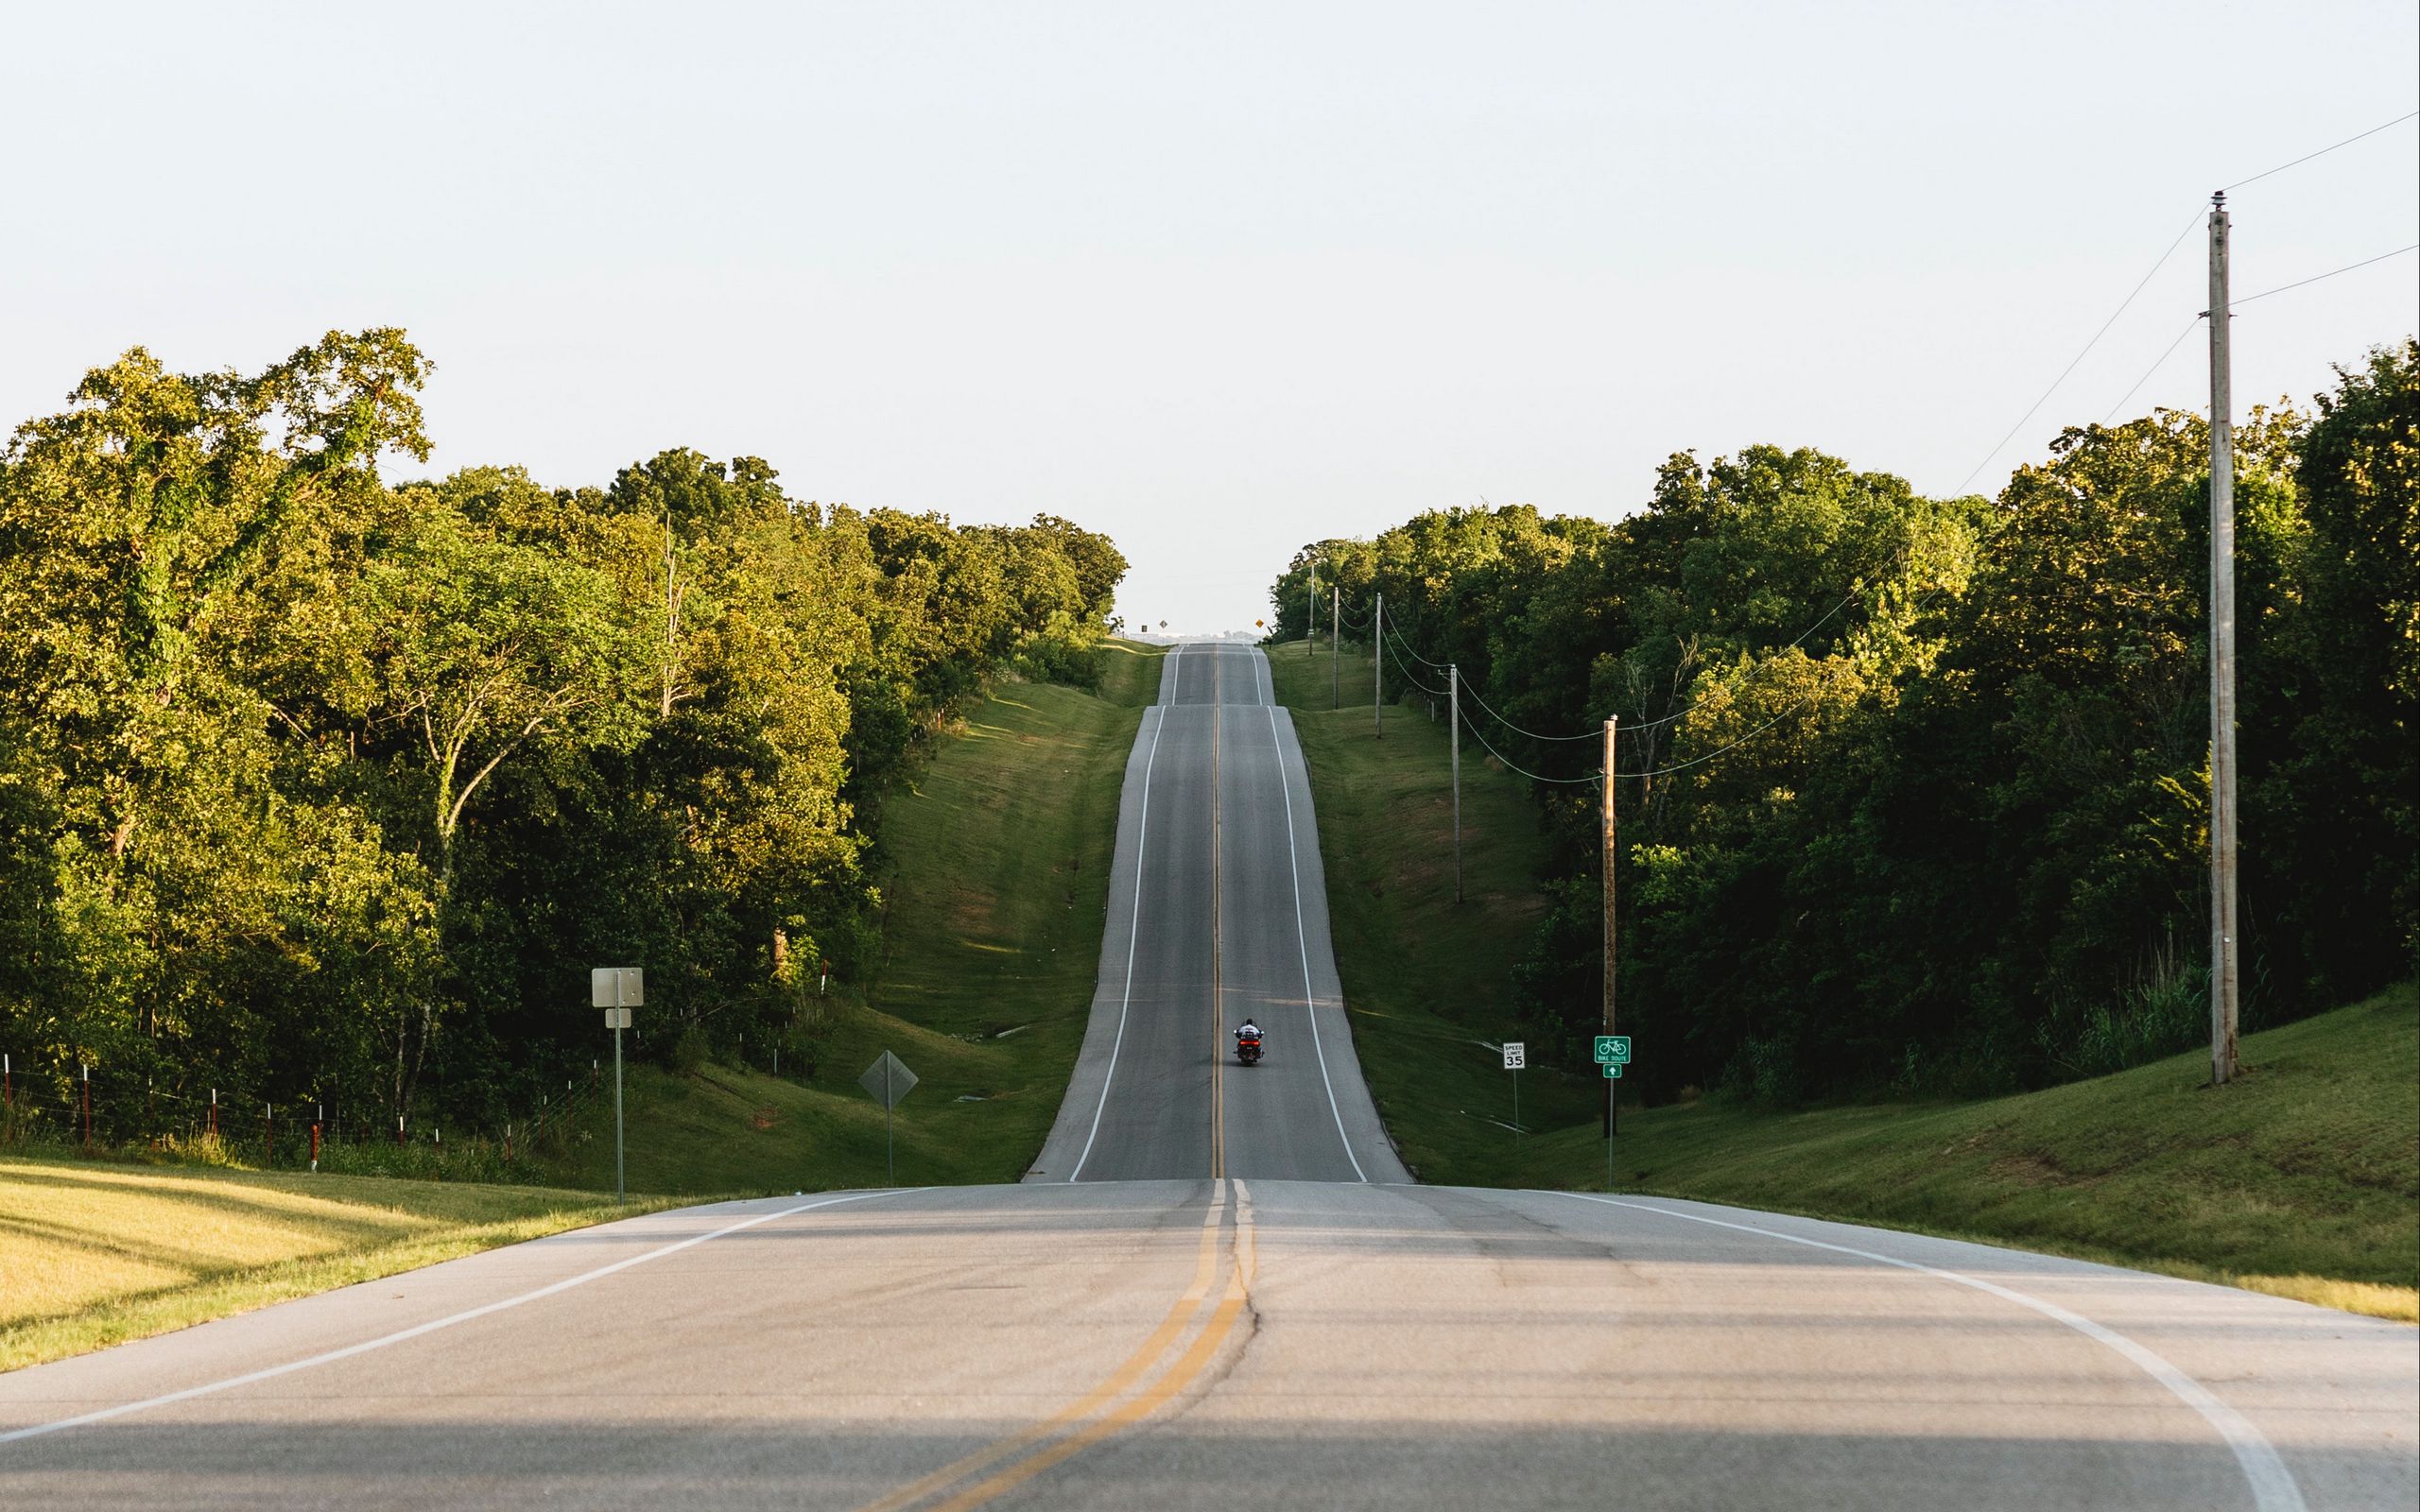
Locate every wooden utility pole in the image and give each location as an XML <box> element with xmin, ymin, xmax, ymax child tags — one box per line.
<box><xmin>1374</xmin><ymin>593</ymin><xmax>1384</xmax><ymax>737</ymax></box>
<box><xmin>1306</xmin><ymin>562</ymin><xmax>1317</xmax><ymax>657</ymax></box>
<box><xmin>1449</xmin><ymin>664</ymin><xmax>1462</xmax><ymax>903</ymax></box>
<box><xmin>1332</xmin><ymin>584</ymin><xmax>1341</xmax><ymax>709</ymax></box>
<box><xmin>1602</xmin><ymin>717</ymin><xmax>1617</xmax><ymax>1144</ymax></box>
<box><xmin>2207</xmin><ymin>191</ymin><xmax>2240</xmax><ymax>1086</ymax></box>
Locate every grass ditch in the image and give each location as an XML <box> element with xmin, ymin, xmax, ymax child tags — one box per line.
<box><xmin>1270</xmin><ymin>637</ymin><xmax>2419</xmax><ymax>1321</ymax></box>
<box><xmin>0</xmin><ymin>1152</ymin><xmax>666</xmax><ymax>1372</ymax></box>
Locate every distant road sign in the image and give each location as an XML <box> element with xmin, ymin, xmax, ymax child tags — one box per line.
<box><xmin>1594</xmin><ymin>1036</ymin><xmax>1632</xmax><ymax>1065</ymax></box>
<box><xmin>1501</xmin><ymin>1041</ymin><xmax>1526</xmax><ymax>1071</ymax></box>
<box><xmin>858</xmin><ymin>1051</ymin><xmax>919</xmax><ymax>1111</ymax></box>
<box><xmin>602</xmin><ymin>1006</ymin><xmax>631</xmax><ymax>1029</ymax></box>
<box><xmin>1602</xmin><ymin>1063</ymin><xmax>1623</xmax><ymax>1079</ymax></box>
<box><xmin>591</xmin><ymin>967</ymin><xmax>644</xmax><ymax>1008</ymax></box>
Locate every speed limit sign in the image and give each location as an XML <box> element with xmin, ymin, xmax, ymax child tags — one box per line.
<box><xmin>1501</xmin><ymin>1041</ymin><xmax>1526</xmax><ymax>1070</ymax></box>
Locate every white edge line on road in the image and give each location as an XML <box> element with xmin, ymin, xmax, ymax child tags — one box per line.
<box><xmin>1070</xmin><ymin>683</ymin><xmax>1173</xmax><ymax>1182</ymax></box>
<box><xmin>0</xmin><ymin>1187</ymin><xmax>923</xmax><ymax>1448</ymax></box>
<box><xmin>1267</xmin><ymin>700</ymin><xmax>1366</xmax><ymax>1182</ymax></box>
<box><xmin>1548</xmin><ymin>1193</ymin><xmax>2307</xmax><ymax>1512</ymax></box>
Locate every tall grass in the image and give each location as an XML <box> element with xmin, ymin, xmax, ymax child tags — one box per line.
<box><xmin>2046</xmin><ymin>954</ymin><xmax>2209</xmax><ymax>1081</ymax></box>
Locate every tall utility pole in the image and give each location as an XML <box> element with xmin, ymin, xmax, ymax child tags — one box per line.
<box><xmin>1374</xmin><ymin>593</ymin><xmax>1384</xmax><ymax>737</ymax></box>
<box><xmin>1306</xmin><ymin>561</ymin><xmax>1317</xmax><ymax>657</ymax></box>
<box><xmin>1449</xmin><ymin>664</ymin><xmax>1463</xmax><ymax>903</ymax></box>
<box><xmin>2207</xmin><ymin>191</ymin><xmax>2240</xmax><ymax>1086</ymax></box>
<box><xmin>1601</xmin><ymin>718</ymin><xmax>1618</xmax><ymax>1157</ymax></box>
<box><xmin>1332</xmin><ymin>583</ymin><xmax>1341</xmax><ymax>709</ymax></box>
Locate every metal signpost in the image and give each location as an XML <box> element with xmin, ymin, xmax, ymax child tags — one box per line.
<box><xmin>592</xmin><ymin>966</ymin><xmax>643</xmax><ymax>1202</ymax></box>
<box><xmin>857</xmin><ymin>1050</ymin><xmax>919</xmax><ymax>1184</ymax></box>
<box><xmin>1594</xmin><ymin>1036</ymin><xmax>1633</xmax><ymax>1189</ymax></box>
<box><xmin>1501</xmin><ymin>1041</ymin><xmax>1525</xmax><ymax>1134</ymax></box>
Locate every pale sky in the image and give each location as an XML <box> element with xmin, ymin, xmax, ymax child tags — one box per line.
<box><xmin>5</xmin><ymin>2</ymin><xmax>2414</xmax><ymax>633</ymax></box>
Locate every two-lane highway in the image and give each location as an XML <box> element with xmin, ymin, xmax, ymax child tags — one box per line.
<box><xmin>1029</xmin><ymin>641</ymin><xmax>1403</xmax><ymax>1184</ymax></box>
<box><xmin>2</xmin><ymin>639</ymin><xmax>2412</xmax><ymax>1509</ymax></box>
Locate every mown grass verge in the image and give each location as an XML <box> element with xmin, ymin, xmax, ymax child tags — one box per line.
<box><xmin>542</xmin><ymin>640</ymin><xmax>1165</xmax><ymax>1193</ymax></box>
<box><xmin>1270</xmin><ymin>637</ymin><xmax>2419</xmax><ymax>1321</ymax></box>
<box><xmin>0</xmin><ymin>1152</ymin><xmax>666</xmax><ymax>1373</ymax></box>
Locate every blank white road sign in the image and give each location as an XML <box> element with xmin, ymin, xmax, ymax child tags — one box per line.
<box><xmin>592</xmin><ymin>967</ymin><xmax>644</xmax><ymax>1008</ymax></box>
<box><xmin>1502</xmin><ymin>1041</ymin><xmax>1526</xmax><ymax>1070</ymax></box>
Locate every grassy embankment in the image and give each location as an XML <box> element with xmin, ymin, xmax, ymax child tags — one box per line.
<box><xmin>0</xmin><ymin>1155</ymin><xmax>662</xmax><ymax>1372</ymax></box>
<box><xmin>1270</xmin><ymin>636</ymin><xmax>2419</xmax><ymax>1321</ymax></box>
<box><xmin>540</xmin><ymin>640</ymin><xmax>1166</xmax><ymax>1194</ymax></box>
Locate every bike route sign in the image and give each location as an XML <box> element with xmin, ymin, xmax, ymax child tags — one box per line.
<box><xmin>1593</xmin><ymin>1036</ymin><xmax>1632</xmax><ymax>1065</ymax></box>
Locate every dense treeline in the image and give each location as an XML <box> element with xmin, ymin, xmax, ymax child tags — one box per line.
<box><xmin>0</xmin><ymin>330</ymin><xmax>1125</xmax><ymax>1138</ymax></box>
<box><xmin>1276</xmin><ymin>339</ymin><xmax>2416</xmax><ymax>1102</ymax></box>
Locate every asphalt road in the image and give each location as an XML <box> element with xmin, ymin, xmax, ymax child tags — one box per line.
<box><xmin>1028</xmin><ymin>641</ymin><xmax>1406</xmax><ymax>1184</ymax></box>
<box><xmin>3</xmin><ymin>1180</ymin><xmax>2411</xmax><ymax>1509</ymax></box>
<box><xmin>4</xmin><ymin>641</ymin><xmax>2411</xmax><ymax>1509</ymax></box>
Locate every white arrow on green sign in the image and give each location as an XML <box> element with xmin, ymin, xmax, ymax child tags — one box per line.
<box><xmin>1601</xmin><ymin>1063</ymin><xmax>1623</xmax><ymax>1079</ymax></box>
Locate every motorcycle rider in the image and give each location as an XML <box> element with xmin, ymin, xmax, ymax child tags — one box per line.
<box><xmin>1236</xmin><ymin>1019</ymin><xmax>1262</xmax><ymax>1050</ymax></box>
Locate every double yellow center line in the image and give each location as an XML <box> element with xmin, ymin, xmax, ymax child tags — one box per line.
<box><xmin>854</xmin><ymin>1180</ymin><xmax>1259</xmax><ymax>1512</ymax></box>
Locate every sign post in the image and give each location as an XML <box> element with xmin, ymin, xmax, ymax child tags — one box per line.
<box><xmin>1501</xmin><ymin>1041</ymin><xmax>1526</xmax><ymax>1134</ymax></box>
<box><xmin>857</xmin><ymin>1050</ymin><xmax>919</xmax><ymax>1184</ymax></box>
<box><xmin>1593</xmin><ymin>1036</ymin><xmax>1634</xmax><ymax>1189</ymax></box>
<box><xmin>592</xmin><ymin>967</ymin><xmax>644</xmax><ymax>1202</ymax></box>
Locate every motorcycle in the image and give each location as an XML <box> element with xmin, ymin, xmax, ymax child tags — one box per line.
<box><xmin>1236</xmin><ymin>1031</ymin><xmax>1262</xmax><ymax>1066</ymax></box>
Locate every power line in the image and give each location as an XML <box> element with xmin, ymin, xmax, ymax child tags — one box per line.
<box><xmin>1456</xmin><ymin>678</ymin><xmax>1602</xmax><ymax>742</ymax></box>
<box><xmin>2087</xmin><ymin>235</ymin><xmax>2407</xmax><ymax>432</ymax></box>
<box><xmin>1617</xmin><ymin>696</ymin><xmax>1823</xmax><ymax>780</ymax></box>
<box><xmin>1381</xmin><ymin>632</ymin><xmax>1446</xmax><ymax>698</ymax></box>
<box><xmin>2231</xmin><ymin>244</ymin><xmax>2418</xmax><ymax>308</ymax></box>
<box><xmin>1953</xmin><ymin>209</ymin><xmax>2204</xmax><ymax>496</ymax></box>
<box><xmin>2223</xmin><ymin>111</ymin><xmax>2419</xmax><ymax>191</ymax></box>
<box><xmin>1456</xmin><ymin>704</ymin><xmax>1600</xmax><ymax>785</ymax></box>
<box><xmin>2100</xmin><ymin>317</ymin><xmax>2206</xmax><ymax>424</ymax></box>
<box><xmin>1403</xmin><ymin>573</ymin><xmax>1876</xmax><ymax>745</ymax></box>
<box><xmin>1390</xmin><ymin>631</ymin><xmax>1449</xmax><ymax>670</ymax></box>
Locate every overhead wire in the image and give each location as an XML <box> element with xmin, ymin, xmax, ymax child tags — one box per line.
<box><xmin>1390</xmin><ymin>570</ymin><xmax>1876</xmax><ymax>745</ymax></box>
<box><xmin>2100</xmin><ymin>317</ymin><xmax>2205</xmax><ymax>424</ymax></box>
<box><xmin>2231</xmin><ymin>244</ymin><xmax>2418</xmax><ymax>308</ymax></box>
<box><xmin>1952</xmin><ymin>209</ymin><xmax>2204</xmax><ymax>497</ymax></box>
<box><xmin>1455</xmin><ymin>678</ymin><xmax>1603</xmax><ymax>741</ymax></box>
<box><xmin>1381</xmin><ymin>631</ymin><xmax>1445</xmax><ymax>698</ymax></box>
<box><xmin>2222</xmin><ymin>110</ymin><xmax>2418</xmax><ymax>191</ymax></box>
<box><xmin>1455</xmin><ymin>705</ymin><xmax>1600</xmax><ymax>785</ymax></box>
